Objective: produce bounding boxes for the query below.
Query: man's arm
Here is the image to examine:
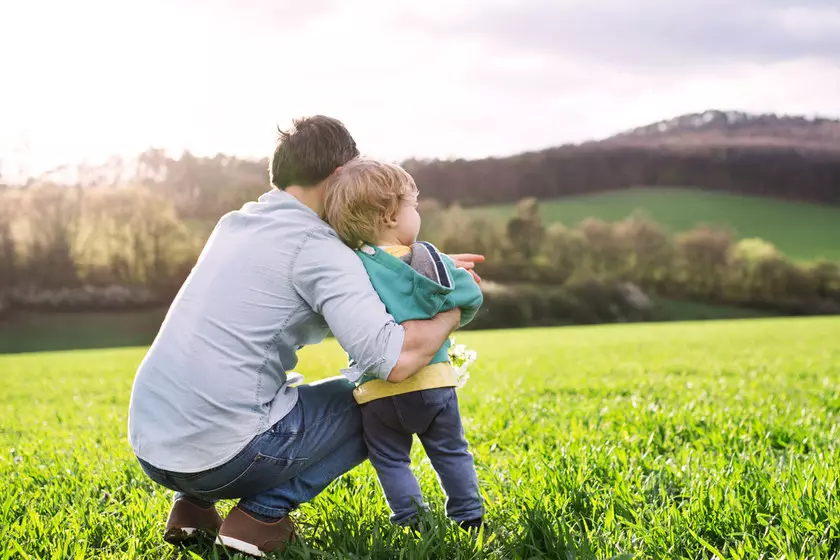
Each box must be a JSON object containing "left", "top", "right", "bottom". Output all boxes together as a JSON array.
[
  {"left": 387, "top": 308, "right": 461, "bottom": 382},
  {"left": 292, "top": 231, "right": 457, "bottom": 382}
]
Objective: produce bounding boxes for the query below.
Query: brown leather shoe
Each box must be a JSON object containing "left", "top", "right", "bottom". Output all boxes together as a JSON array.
[
  {"left": 163, "top": 497, "right": 223, "bottom": 545},
  {"left": 216, "top": 506, "right": 297, "bottom": 557}
]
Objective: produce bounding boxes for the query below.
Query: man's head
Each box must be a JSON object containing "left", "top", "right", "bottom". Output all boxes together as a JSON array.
[
  {"left": 269, "top": 115, "right": 359, "bottom": 190},
  {"left": 323, "top": 159, "right": 421, "bottom": 249}
]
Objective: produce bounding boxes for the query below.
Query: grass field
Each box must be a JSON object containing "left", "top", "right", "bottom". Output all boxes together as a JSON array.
[
  {"left": 471, "top": 188, "right": 840, "bottom": 262},
  {"left": 2, "top": 318, "right": 840, "bottom": 559}
]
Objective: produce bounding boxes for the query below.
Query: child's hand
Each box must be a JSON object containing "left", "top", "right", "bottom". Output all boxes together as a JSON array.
[{"left": 448, "top": 253, "right": 485, "bottom": 283}]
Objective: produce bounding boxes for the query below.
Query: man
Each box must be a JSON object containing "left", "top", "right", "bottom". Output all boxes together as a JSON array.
[{"left": 127, "top": 115, "right": 483, "bottom": 556}]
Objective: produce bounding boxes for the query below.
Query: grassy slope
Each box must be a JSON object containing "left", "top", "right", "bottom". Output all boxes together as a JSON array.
[
  {"left": 471, "top": 188, "right": 840, "bottom": 261},
  {"left": 2, "top": 317, "right": 839, "bottom": 559}
]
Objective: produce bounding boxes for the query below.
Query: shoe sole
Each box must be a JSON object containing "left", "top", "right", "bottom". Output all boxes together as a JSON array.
[
  {"left": 216, "top": 534, "right": 265, "bottom": 557},
  {"left": 164, "top": 526, "right": 220, "bottom": 546}
]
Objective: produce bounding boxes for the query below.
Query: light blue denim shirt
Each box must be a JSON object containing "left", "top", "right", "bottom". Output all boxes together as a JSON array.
[{"left": 128, "top": 189, "right": 405, "bottom": 473}]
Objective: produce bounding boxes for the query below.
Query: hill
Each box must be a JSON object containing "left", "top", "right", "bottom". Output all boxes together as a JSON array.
[
  {"left": 603, "top": 110, "right": 840, "bottom": 153},
  {"left": 470, "top": 188, "right": 840, "bottom": 262},
  {"left": 404, "top": 109, "right": 840, "bottom": 209}
]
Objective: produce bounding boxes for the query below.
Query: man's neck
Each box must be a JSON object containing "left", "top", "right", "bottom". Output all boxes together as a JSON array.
[{"left": 284, "top": 185, "right": 325, "bottom": 216}]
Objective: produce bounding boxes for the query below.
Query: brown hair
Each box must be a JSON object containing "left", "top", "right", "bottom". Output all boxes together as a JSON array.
[
  {"left": 269, "top": 115, "right": 359, "bottom": 189},
  {"left": 323, "top": 159, "right": 418, "bottom": 248}
]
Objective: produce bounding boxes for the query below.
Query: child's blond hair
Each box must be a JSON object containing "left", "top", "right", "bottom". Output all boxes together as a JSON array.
[{"left": 323, "top": 159, "right": 418, "bottom": 249}]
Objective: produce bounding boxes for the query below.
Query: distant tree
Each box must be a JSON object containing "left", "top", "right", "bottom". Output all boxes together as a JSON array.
[
  {"left": 673, "top": 226, "right": 734, "bottom": 299},
  {"left": 577, "top": 218, "right": 628, "bottom": 279},
  {"left": 506, "top": 197, "right": 545, "bottom": 261},
  {"left": 433, "top": 204, "right": 506, "bottom": 263},
  {"left": 725, "top": 238, "right": 780, "bottom": 300},
  {"left": 0, "top": 189, "right": 19, "bottom": 289},
  {"left": 20, "top": 184, "right": 85, "bottom": 288},
  {"left": 614, "top": 215, "right": 672, "bottom": 289},
  {"left": 82, "top": 186, "right": 198, "bottom": 288},
  {"left": 542, "top": 223, "right": 585, "bottom": 284},
  {"left": 809, "top": 261, "right": 840, "bottom": 302}
]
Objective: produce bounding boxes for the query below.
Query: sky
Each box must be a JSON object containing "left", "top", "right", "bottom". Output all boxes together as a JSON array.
[{"left": 1, "top": 0, "right": 839, "bottom": 179}]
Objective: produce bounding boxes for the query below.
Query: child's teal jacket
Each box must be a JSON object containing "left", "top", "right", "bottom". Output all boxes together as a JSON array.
[{"left": 346, "top": 242, "right": 483, "bottom": 386}]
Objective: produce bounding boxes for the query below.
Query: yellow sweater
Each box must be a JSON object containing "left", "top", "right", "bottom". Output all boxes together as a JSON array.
[{"left": 352, "top": 245, "right": 457, "bottom": 405}]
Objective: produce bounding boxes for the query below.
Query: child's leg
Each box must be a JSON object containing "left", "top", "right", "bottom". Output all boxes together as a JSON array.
[
  {"left": 360, "top": 398, "right": 427, "bottom": 525},
  {"left": 416, "top": 389, "right": 483, "bottom": 523}
]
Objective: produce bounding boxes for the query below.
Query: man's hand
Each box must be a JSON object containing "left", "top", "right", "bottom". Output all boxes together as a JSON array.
[{"left": 448, "top": 253, "right": 485, "bottom": 283}]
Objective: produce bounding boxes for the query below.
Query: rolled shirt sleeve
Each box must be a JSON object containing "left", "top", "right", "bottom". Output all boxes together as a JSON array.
[{"left": 292, "top": 230, "right": 405, "bottom": 380}]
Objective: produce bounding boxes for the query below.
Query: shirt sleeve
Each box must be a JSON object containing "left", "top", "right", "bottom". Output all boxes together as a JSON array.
[{"left": 292, "top": 230, "right": 405, "bottom": 380}]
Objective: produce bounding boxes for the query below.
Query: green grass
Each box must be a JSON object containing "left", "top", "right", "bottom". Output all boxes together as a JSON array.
[
  {"left": 2, "top": 318, "right": 840, "bottom": 559},
  {"left": 471, "top": 188, "right": 840, "bottom": 262}
]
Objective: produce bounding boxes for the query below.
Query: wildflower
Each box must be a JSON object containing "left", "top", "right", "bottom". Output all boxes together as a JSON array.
[{"left": 448, "top": 338, "right": 477, "bottom": 389}]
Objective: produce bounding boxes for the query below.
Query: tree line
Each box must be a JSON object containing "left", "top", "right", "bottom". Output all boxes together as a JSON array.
[
  {"left": 421, "top": 198, "right": 840, "bottom": 316},
  {"left": 5, "top": 135, "right": 840, "bottom": 228},
  {"left": 0, "top": 184, "right": 197, "bottom": 300},
  {"left": 404, "top": 144, "right": 840, "bottom": 207},
  {"left": 1, "top": 183, "right": 839, "bottom": 325}
]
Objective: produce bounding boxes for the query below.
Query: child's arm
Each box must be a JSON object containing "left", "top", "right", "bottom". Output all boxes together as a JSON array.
[
  {"left": 407, "top": 242, "right": 483, "bottom": 328},
  {"left": 440, "top": 253, "right": 483, "bottom": 327}
]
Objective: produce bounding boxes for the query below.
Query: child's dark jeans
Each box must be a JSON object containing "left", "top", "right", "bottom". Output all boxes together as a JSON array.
[{"left": 360, "top": 387, "right": 483, "bottom": 525}]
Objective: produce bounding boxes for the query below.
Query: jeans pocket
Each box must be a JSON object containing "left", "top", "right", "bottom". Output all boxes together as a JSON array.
[{"left": 420, "top": 387, "right": 454, "bottom": 406}]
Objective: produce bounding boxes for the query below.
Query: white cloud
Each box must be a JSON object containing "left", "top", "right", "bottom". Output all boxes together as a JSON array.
[{"left": 0, "top": 0, "right": 838, "bottom": 180}]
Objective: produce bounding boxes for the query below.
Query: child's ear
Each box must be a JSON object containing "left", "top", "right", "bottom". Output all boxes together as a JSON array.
[{"left": 382, "top": 210, "right": 399, "bottom": 229}]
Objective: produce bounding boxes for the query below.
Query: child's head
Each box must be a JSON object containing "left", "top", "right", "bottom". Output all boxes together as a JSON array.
[{"left": 324, "top": 159, "right": 421, "bottom": 249}]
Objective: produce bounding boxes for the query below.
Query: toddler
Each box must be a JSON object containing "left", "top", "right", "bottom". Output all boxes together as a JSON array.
[{"left": 323, "top": 159, "right": 484, "bottom": 529}]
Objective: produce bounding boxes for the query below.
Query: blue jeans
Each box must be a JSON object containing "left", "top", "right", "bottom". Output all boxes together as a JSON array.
[
  {"left": 138, "top": 377, "right": 367, "bottom": 519},
  {"left": 360, "top": 387, "right": 483, "bottom": 525}
]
